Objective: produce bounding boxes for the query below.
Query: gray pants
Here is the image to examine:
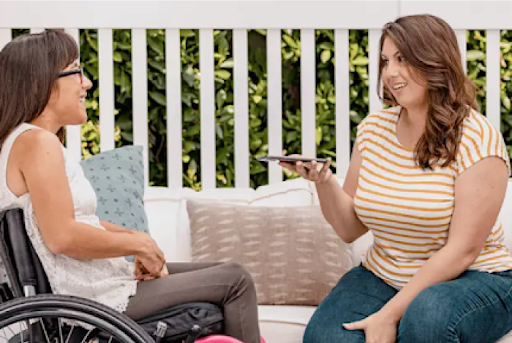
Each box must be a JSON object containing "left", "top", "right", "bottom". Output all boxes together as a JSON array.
[{"left": 124, "top": 261, "right": 260, "bottom": 343}]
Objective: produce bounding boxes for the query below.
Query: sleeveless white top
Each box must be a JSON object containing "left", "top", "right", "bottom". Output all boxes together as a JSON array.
[{"left": 0, "top": 123, "right": 138, "bottom": 312}]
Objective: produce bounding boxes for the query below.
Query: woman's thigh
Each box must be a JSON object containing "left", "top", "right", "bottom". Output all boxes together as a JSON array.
[
  {"left": 124, "top": 261, "right": 245, "bottom": 320},
  {"left": 303, "top": 265, "right": 397, "bottom": 343},
  {"left": 399, "top": 269, "right": 512, "bottom": 343}
]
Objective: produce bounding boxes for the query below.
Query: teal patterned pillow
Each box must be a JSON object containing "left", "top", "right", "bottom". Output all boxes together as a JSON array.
[{"left": 80, "top": 145, "right": 150, "bottom": 236}]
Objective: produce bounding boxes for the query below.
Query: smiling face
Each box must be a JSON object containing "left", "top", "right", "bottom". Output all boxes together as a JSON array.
[
  {"left": 46, "top": 61, "right": 92, "bottom": 126},
  {"left": 380, "top": 37, "right": 428, "bottom": 110}
]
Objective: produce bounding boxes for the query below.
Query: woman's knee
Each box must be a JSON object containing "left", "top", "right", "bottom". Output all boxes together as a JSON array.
[
  {"left": 221, "top": 261, "right": 256, "bottom": 289},
  {"left": 303, "top": 320, "right": 363, "bottom": 343},
  {"left": 399, "top": 285, "right": 455, "bottom": 342}
]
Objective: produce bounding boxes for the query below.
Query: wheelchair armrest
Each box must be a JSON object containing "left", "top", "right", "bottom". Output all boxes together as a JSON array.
[{"left": 0, "top": 209, "right": 51, "bottom": 295}]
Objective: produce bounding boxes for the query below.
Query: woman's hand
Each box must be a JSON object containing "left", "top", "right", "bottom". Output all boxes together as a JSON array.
[
  {"left": 132, "top": 231, "right": 166, "bottom": 277},
  {"left": 134, "top": 256, "right": 169, "bottom": 281},
  {"left": 342, "top": 311, "right": 398, "bottom": 343},
  {"left": 278, "top": 155, "right": 332, "bottom": 184}
]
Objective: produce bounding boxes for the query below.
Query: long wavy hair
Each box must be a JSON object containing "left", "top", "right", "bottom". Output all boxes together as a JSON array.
[
  {"left": 378, "top": 15, "right": 479, "bottom": 169},
  {"left": 0, "top": 29, "right": 78, "bottom": 148}
]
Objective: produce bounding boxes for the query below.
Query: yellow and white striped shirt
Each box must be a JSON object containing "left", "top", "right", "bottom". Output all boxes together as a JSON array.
[{"left": 354, "top": 106, "right": 512, "bottom": 289}]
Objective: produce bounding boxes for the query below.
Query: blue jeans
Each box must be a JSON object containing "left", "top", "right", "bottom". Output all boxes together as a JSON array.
[{"left": 303, "top": 265, "right": 512, "bottom": 343}]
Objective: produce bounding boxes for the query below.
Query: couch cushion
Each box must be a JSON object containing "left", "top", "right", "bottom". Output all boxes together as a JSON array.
[
  {"left": 81, "top": 145, "right": 149, "bottom": 235},
  {"left": 258, "top": 305, "right": 315, "bottom": 343},
  {"left": 187, "top": 201, "right": 352, "bottom": 305}
]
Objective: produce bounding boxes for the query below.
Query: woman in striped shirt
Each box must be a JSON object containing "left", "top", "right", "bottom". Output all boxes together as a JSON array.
[{"left": 284, "top": 15, "right": 512, "bottom": 343}]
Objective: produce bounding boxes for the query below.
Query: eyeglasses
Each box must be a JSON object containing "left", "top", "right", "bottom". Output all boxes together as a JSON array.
[{"left": 58, "top": 68, "right": 83, "bottom": 84}]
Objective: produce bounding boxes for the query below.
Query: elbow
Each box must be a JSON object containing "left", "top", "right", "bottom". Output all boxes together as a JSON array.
[
  {"left": 332, "top": 225, "right": 359, "bottom": 244},
  {"left": 444, "top": 243, "right": 481, "bottom": 268},
  {"left": 45, "top": 234, "right": 74, "bottom": 256}
]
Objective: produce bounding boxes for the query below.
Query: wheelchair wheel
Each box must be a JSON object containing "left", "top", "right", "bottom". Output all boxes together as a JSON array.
[{"left": 0, "top": 294, "right": 154, "bottom": 343}]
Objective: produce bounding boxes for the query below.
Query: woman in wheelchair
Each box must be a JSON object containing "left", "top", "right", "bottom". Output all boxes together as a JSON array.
[{"left": 0, "top": 30, "right": 261, "bottom": 343}]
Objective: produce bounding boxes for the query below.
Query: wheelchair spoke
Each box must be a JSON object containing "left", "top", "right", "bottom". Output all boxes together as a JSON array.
[
  {"left": 38, "top": 317, "right": 51, "bottom": 343},
  {"left": 78, "top": 328, "right": 94, "bottom": 343},
  {"left": 64, "top": 323, "right": 75, "bottom": 343},
  {"left": 58, "top": 318, "right": 64, "bottom": 343}
]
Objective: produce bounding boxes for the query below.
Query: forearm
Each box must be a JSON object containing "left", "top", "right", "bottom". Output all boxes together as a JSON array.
[
  {"left": 55, "top": 221, "right": 142, "bottom": 260},
  {"left": 380, "top": 245, "right": 477, "bottom": 322},
  {"left": 100, "top": 220, "right": 133, "bottom": 234},
  {"left": 315, "top": 176, "right": 368, "bottom": 243}
]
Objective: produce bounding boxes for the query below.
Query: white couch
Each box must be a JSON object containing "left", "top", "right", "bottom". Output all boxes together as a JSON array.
[{"left": 143, "top": 178, "right": 512, "bottom": 343}]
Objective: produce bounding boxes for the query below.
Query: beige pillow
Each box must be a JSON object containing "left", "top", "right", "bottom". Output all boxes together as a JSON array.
[{"left": 186, "top": 201, "right": 353, "bottom": 306}]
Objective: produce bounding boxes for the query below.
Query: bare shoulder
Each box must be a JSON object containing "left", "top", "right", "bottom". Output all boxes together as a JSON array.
[
  {"left": 15, "top": 129, "right": 62, "bottom": 155},
  {"left": 13, "top": 129, "right": 64, "bottom": 171}
]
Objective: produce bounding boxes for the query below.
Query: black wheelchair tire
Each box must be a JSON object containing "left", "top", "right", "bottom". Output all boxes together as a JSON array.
[{"left": 0, "top": 294, "right": 154, "bottom": 343}]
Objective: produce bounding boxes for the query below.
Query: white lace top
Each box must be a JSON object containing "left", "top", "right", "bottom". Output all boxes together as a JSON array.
[{"left": 0, "top": 123, "right": 138, "bottom": 312}]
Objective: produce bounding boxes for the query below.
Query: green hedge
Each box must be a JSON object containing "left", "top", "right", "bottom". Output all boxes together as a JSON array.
[{"left": 12, "top": 29, "right": 512, "bottom": 189}]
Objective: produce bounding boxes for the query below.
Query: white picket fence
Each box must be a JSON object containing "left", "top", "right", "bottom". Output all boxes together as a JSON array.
[{"left": 0, "top": 1, "right": 511, "bottom": 189}]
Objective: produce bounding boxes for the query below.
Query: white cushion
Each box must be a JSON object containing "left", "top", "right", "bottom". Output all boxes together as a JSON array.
[{"left": 258, "top": 305, "right": 315, "bottom": 343}]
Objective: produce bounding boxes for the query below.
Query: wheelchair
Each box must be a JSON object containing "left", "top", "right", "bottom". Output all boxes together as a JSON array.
[{"left": 0, "top": 209, "right": 225, "bottom": 343}]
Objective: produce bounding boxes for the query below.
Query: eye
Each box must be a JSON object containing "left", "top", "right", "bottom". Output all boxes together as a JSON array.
[
  {"left": 397, "top": 55, "right": 405, "bottom": 63},
  {"left": 381, "top": 58, "right": 389, "bottom": 66}
]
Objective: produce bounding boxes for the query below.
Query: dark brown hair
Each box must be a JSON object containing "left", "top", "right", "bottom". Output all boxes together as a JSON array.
[
  {"left": 378, "top": 15, "right": 478, "bottom": 169},
  {"left": 0, "top": 29, "right": 78, "bottom": 148}
]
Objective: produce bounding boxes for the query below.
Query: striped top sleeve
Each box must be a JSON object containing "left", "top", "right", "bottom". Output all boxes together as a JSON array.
[
  {"left": 457, "top": 112, "right": 511, "bottom": 176},
  {"left": 355, "top": 120, "right": 367, "bottom": 152}
]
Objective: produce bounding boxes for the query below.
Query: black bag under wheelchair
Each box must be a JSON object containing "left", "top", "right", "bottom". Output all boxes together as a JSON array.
[{"left": 0, "top": 209, "right": 224, "bottom": 343}]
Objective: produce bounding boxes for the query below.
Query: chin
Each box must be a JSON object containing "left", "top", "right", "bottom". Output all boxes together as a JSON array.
[{"left": 65, "top": 116, "right": 87, "bottom": 126}]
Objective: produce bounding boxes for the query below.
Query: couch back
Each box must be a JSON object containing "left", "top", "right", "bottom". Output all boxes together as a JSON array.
[{"left": 144, "top": 179, "right": 512, "bottom": 267}]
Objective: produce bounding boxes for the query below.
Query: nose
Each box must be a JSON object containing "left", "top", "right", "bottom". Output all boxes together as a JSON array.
[
  {"left": 82, "top": 75, "right": 93, "bottom": 90},
  {"left": 387, "top": 61, "right": 399, "bottom": 78}
]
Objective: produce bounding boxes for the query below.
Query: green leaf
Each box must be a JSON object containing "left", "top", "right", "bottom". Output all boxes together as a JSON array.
[
  {"left": 283, "top": 34, "right": 298, "bottom": 49},
  {"left": 215, "top": 70, "right": 231, "bottom": 80},
  {"left": 149, "top": 92, "right": 166, "bottom": 106},
  {"left": 113, "top": 52, "right": 123, "bottom": 62},
  {"left": 220, "top": 60, "right": 234, "bottom": 69},
  {"left": 148, "top": 36, "right": 164, "bottom": 55},
  {"left": 352, "top": 56, "right": 369, "bottom": 66},
  {"left": 181, "top": 29, "right": 195, "bottom": 38},
  {"left": 253, "top": 95, "right": 262, "bottom": 104},
  {"left": 503, "top": 97, "right": 511, "bottom": 111},
  {"left": 316, "top": 127, "right": 323, "bottom": 145},
  {"left": 320, "top": 50, "right": 331, "bottom": 63},
  {"left": 318, "top": 42, "right": 334, "bottom": 50},
  {"left": 466, "top": 50, "right": 485, "bottom": 61}
]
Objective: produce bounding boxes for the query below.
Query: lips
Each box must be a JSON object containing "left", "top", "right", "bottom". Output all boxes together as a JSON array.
[{"left": 392, "top": 83, "right": 407, "bottom": 90}]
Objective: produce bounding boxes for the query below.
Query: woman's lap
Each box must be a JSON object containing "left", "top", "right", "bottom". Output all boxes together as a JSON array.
[
  {"left": 304, "top": 266, "right": 512, "bottom": 343},
  {"left": 399, "top": 269, "right": 512, "bottom": 343},
  {"left": 303, "top": 265, "right": 397, "bottom": 343}
]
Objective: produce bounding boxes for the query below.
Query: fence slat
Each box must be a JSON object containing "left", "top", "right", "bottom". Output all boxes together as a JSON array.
[
  {"left": 199, "top": 29, "right": 216, "bottom": 190},
  {"left": 66, "top": 29, "right": 82, "bottom": 161},
  {"left": 267, "top": 29, "right": 283, "bottom": 184},
  {"left": 0, "top": 29, "right": 11, "bottom": 51},
  {"left": 98, "top": 29, "right": 115, "bottom": 152},
  {"left": 30, "top": 28, "right": 44, "bottom": 34},
  {"left": 301, "top": 29, "right": 316, "bottom": 158},
  {"left": 456, "top": 30, "right": 467, "bottom": 73},
  {"left": 369, "top": 29, "right": 382, "bottom": 114},
  {"left": 65, "top": 29, "right": 82, "bottom": 162},
  {"left": 132, "top": 29, "right": 149, "bottom": 186},
  {"left": 166, "top": 29, "right": 183, "bottom": 189},
  {"left": 335, "top": 29, "right": 350, "bottom": 178},
  {"left": 487, "top": 29, "right": 501, "bottom": 131},
  {"left": 234, "top": 29, "right": 249, "bottom": 188}
]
